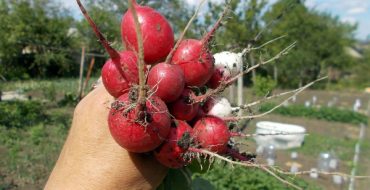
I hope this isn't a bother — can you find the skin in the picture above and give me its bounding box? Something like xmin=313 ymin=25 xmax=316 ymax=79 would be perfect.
xmin=45 ymin=84 xmax=167 ymax=190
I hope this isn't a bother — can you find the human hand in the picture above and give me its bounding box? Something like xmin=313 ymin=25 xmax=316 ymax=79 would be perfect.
xmin=45 ymin=84 xmax=167 ymax=190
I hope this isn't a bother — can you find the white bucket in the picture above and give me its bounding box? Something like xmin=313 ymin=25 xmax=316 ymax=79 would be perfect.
xmin=254 ymin=121 xmax=306 ymax=150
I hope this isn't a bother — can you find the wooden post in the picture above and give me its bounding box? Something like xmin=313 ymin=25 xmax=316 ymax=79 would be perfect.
xmin=237 ymin=74 xmax=243 ymax=116
xmin=229 ymin=84 xmax=235 ymax=104
xmin=78 ymin=46 xmax=86 ymax=100
xmin=249 ymin=52 xmax=256 ymax=84
xmin=82 ymin=57 xmax=96 ymax=97
xmin=274 ymin=65 xmax=278 ymax=82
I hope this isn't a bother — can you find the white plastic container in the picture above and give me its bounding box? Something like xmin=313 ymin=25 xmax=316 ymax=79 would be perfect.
xmin=254 ymin=121 xmax=306 ymax=150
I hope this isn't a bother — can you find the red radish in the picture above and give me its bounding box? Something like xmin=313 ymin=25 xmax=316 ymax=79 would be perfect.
xmin=202 ymin=96 xmax=232 ymax=117
xmin=154 ymin=120 xmax=193 ymax=168
xmin=170 ymin=7 xmax=229 ymax=87
xmin=101 ymin=59 xmax=129 ymax=98
xmin=169 ymin=89 xmax=199 ymax=121
xmin=193 ymin=116 xmax=230 ymax=154
xmin=147 ymin=63 xmax=185 ymax=103
xmin=189 ymin=108 xmax=206 ymax=126
xmin=207 ymin=68 xmax=225 ymax=89
xmin=101 ymin=51 xmax=139 ymax=98
xmin=77 ymin=0 xmax=142 ymax=96
xmin=108 ymin=92 xmax=171 ymax=153
xmin=171 ymin=39 xmax=214 ymax=87
xmin=121 ymin=1 xmax=174 ymax=64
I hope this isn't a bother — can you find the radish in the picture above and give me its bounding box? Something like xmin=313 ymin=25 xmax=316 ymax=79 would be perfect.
xmin=121 ymin=0 xmax=174 ymax=64
xmin=202 ymin=96 xmax=232 ymax=117
xmin=193 ymin=116 xmax=230 ymax=154
xmin=168 ymin=89 xmax=199 ymax=121
xmin=214 ymin=51 xmax=243 ymax=77
xmin=77 ymin=0 xmax=141 ymax=97
xmin=207 ymin=51 xmax=243 ymax=89
xmin=101 ymin=51 xmax=141 ymax=98
xmin=108 ymin=92 xmax=171 ymax=153
xmin=207 ymin=68 xmax=224 ymax=89
xmin=147 ymin=63 xmax=185 ymax=103
xmin=189 ymin=108 xmax=206 ymax=126
xmin=101 ymin=59 xmax=130 ymax=98
xmin=171 ymin=39 xmax=215 ymax=87
xmin=154 ymin=120 xmax=193 ymax=168
xmin=170 ymin=7 xmax=229 ymax=87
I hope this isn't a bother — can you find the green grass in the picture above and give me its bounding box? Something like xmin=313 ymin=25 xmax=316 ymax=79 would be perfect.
xmin=0 ymin=77 xmax=99 ymax=102
xmin=1 ymin=78 xmax=78 ymax=92
xmin=259 ymin=103 xmax=368 ymax=125
xmin=291 ymin=133 xmax=357 ymax=165
xmin=194 ymin=164 xmax=321 ymax=190
xmin=0 ymin=106 xmax=72 ymax=189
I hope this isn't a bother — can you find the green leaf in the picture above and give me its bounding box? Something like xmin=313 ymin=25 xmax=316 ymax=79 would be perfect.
xmin=157 ymin=168 xmax=192 ymax=190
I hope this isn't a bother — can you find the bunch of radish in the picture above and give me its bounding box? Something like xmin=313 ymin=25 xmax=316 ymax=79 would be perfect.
xmin=77 ymin=0 xmax=251 ymax=169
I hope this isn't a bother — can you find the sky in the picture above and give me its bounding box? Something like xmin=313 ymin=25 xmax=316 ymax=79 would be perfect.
xmin=60 ymin=0 xmax=370 ymax=40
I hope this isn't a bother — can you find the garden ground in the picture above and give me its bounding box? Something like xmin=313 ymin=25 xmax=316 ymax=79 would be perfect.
xmin=0 ymin=78 xmax=369 ymax=190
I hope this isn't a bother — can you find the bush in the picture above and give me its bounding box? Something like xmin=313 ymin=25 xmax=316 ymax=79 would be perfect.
xmin=252 ymin=76 xmax=277 ymax=97
xmin=194 ymin=164 xmax=320 ymax=190
xmin=259 ymin=103 xmax=368 ymax=125
xmin=0 ymin=101 xmax=47 ymax=128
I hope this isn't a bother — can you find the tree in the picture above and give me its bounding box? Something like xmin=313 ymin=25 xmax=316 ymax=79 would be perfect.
xmin=263 ymin=0 xmax=356 ymax=88
xmin=204 ymin=0 xmax=268 ymax=85
xmin=0 ymin=0 xmax=77 ymax=79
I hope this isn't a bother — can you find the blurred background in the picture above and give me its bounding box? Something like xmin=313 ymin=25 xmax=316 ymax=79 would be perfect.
xmin=0 ymin=0 xmax=369 ymax=189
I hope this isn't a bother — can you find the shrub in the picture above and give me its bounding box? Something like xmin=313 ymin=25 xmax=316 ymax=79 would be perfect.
xmin=194 ymin=164 xmax=320 ymax=190
xmin=0 ymin=101 xmax=46 ymax=128
xmin=259 ymin=103 xmax=368 ymax=125
xmin=252 ymin=76 xmax=277 ymax=97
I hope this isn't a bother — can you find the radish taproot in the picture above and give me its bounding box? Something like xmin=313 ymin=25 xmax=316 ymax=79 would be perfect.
xmin=154 ymin=120 xmax=193 ymax=168
xmin=170 ymin=6 xmax=229 ymax=87
xmin=171 ymin=39 xmax=215 ymax=87
xmin=121 ymin=0 xmax=174 ymax=64
xmin=108 ymin=92 xmax=171 ymax=153
xmin=147 ymin=63 xmax=185 ymax=103
xmin=193 ymin=116 xmax=230 ymax=154
xmin=77 ymin=0 xmax=141 ymax=97
xmin=168 ymin=89 xmax=199 ymax=121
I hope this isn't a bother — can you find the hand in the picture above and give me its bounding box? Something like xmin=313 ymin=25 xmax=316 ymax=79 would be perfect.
xmin=45 ymin=85 xmax=167 ymax=190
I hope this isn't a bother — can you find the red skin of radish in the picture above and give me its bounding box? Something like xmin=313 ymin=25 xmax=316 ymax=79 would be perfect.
xmin=108 ymin=93 xmax=171 ymax=153
xmin=172 ymin=39 xmax=215 ymax=87
xmin=154 ymin=120 xmax=193 ymax=168
xmin=101 ymin=59 xmax=130 ymax=98
xmin=168 ymin=89 xmax=199 ymax=121
xmin=121 ymin=2 xmax=174 ymax=64
xmin=207 ymin=68 xmax=229 ymax=89
xmin=101 ymin=51 xmax=141 ymax=98
xmin=147 ymin=63 xmax=185 ymax=103
xmin=193 ymin=116 xmax=230 ymax=154
xmin=189 ymin=108 xmax=205 ymax=126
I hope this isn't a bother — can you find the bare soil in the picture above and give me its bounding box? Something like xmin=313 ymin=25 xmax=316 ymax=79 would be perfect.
xmin=237 ymin=114 xmax=369 ymax=190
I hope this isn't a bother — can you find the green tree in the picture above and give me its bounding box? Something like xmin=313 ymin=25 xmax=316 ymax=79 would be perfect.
xmin=204 ymin=0 xmax=268 ymax=51
xmin=263 ymin=0 xmax=356 ymax=88
xmin=204 ymin=0 xmax=268 ymax=85
xmin=0 ymin=0 xmax=77 ymax=79
xmin=350 ymin=48 xmax=370 ymax=89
